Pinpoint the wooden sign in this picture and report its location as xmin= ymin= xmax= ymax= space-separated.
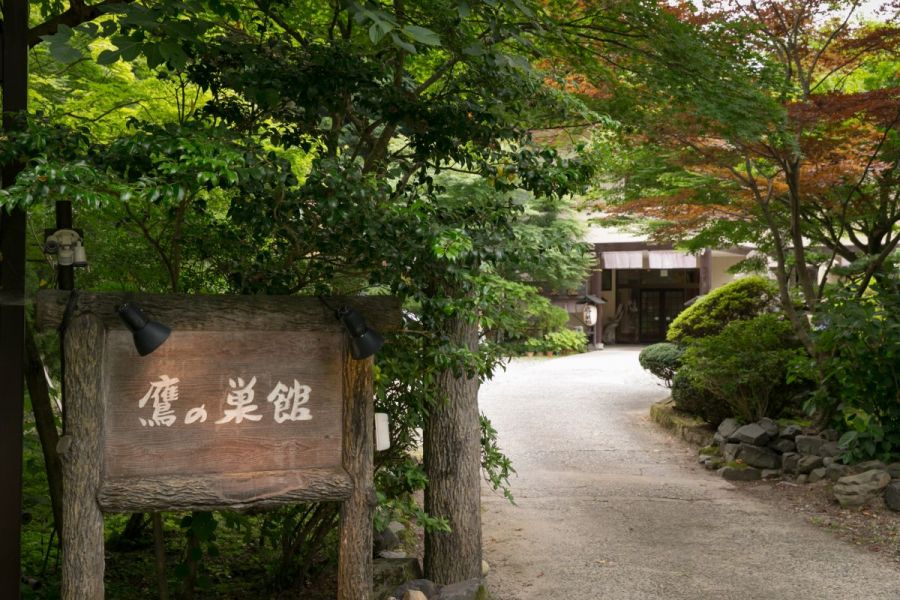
xmin=36 ymin=291 xmax=401 ymax=600
xmin=101 ymin=329 xmax=345 ymax=511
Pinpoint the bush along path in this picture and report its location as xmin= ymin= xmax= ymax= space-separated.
xmin=479 ymin=349 xmax=900 ymax=600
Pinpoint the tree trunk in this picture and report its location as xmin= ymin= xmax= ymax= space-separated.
xmin=424 ymin=314 xmax=482 ymax=584
xmin=60 ymin=313 xmax=106 ymax=599
xmin=23 ymin=324 xmax=64 ymax=534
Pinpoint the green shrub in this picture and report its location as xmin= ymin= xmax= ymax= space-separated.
xmin=667 ymin=276 xmax=777 ymax=343
xmin=671 ymin=367 xmax=732 ymax=424
xmin=544 ymin=328 xmax=588 ymax=354
xmin=639 ymin=342 xmax=683 ymax=387
xmin=803 ymin=281 xmax=900 ymax=462
xmin=682 ymin=314 xmax=805 ymax=422
xmin=522 ymin=337 xmax=546 ymax=353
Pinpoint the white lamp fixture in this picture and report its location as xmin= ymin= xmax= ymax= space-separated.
xmin=375 ymin=412 xmax=390 ymax=451
xmin=44 ymin=229 xmax=88 ymax=268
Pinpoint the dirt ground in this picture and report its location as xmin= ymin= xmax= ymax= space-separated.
xmin=737 ymin=478 xmax=900 ymax=565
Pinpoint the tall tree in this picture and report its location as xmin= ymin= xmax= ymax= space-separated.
xmin=4 ymin=0 xmax=598 ymax=587
xmin=561 ymin=0 xmax=900 ymax=356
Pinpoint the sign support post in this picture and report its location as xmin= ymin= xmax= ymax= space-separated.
xmin=37 ymin=290 xmax=400 ymax=600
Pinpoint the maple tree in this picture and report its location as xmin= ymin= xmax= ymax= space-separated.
xmin=566 ymin=0 xmax=900 ymax=355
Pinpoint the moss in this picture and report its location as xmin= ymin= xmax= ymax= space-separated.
xmin=699 ymin=445 xmax=719 ymax=456
xmin=725 ymin=460 xmax=748 ymax=470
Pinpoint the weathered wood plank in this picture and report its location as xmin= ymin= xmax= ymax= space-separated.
xmin=102 ymin=329 xmax=343 ymax=480
xmin=338 ymin=351 xmax=375 ymax=600
xmin=36 ymin=290 xmax=402 ymax=333
xmin=60 ymin=314 xmax=106 ymax=600
xmin=98 ymin=467 xmax=353 ymax=512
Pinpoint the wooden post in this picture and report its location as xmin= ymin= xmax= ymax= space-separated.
xmin=1 ymin=1 xmax=29 ymax=596
xmin=60 ymin=314 xmax=107 ymax=599
xmin=700 ymin=248 xmax=713 ymax=295
xmin=34 ymin=291 xmax=400 ymax=599
xmin=590 ymin=269 xmax=604 ymax=347
xmin=338 ymin=352 xmax=375 ymax=600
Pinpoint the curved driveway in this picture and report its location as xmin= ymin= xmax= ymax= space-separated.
xmin=480 ymin=348 xmax=900 ymax=600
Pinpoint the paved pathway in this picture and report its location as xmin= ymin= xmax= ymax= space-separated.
xmin=480 ymin=348 xmax=900 ymax=600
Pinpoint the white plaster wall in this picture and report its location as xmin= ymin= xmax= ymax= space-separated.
xmin=710 ymin=255 xmax=744 ymax=290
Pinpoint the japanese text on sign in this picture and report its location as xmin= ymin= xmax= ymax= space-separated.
xmin=138 ymin=374 xmax=314 ymax=427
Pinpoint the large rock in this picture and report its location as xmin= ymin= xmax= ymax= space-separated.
xmin=826 ymin=462 xmax=851 ymax=482
xmin=717 ymin=418 xmax=741 ymax=441
xmin=795 ymin=435 xmax=825 ymax=456
xmin=734 ymin=423 xmax=770 ymax=446
xmin=757 ymin=418 xmax=780 ymax=438
xmin=376 ymin=559 xmax=425 ymax=600
xmin=819 ymin=441 xmax=841 ymax=458
xmin=779 ymin=424 xmax=802 ymax=439
xmin=856 ymin=460 xmax=887 ymax=472
xmin=391 ymin=580 xmax=439 ymax=600
xmin=768 ymin=438 xmax=796 ymax=454
xmin=719 ymin=466 xmax=761 ymax=481
xmin=436 ymin=578 xmax=486 ymax=600
xmin=833 ymin=470 xmax=892 ymax=508
xmin=375 ymin=527 xmax=401 ymax=554
xmin=724 ymin=443 xmax=741 ymax=462
xmin=782 ymin=452 xmax=801 ymax=474
xmin=797 ymin=455 xmax=824 ymax=474
xmin=738 ymin=444 xmax=781 ymax=470
xmin=404 ymin=592 xmax=428 ymax=600
xmin=888 ymin=463 xmax=900 ymax=479
xmin=808 ymin=468 xmax=827 ymax=484
xmin=886 ymin=482 xmax=900 ymax=512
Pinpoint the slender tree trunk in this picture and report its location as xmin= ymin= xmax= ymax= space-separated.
xmin=23 ymin=324 xmax=64 ymax=534
xmin=424 ymin=313 xmax=482 ymax=584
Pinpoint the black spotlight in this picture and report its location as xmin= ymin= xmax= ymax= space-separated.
xmin=116 ymin=303 xmax=171 ymax=356
xmin=338 ymin=306 xmax=384 ymax=360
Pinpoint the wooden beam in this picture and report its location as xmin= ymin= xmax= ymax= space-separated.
xmin=98 ymin=468 xmax=353 ymax=512
xmin=1 ymin=1 xmax=29 ymax=597
xmin=36 ymin=290 xmax=402 ymax=333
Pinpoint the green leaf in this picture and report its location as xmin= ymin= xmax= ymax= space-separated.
xmin=402 ymin=25 xmax=441 ymax=46
xmin=837 ymin=430 xmax=858 ymax=448
xmin=390 ymin=33 xmax=417 ymax=54
xmin=96 ymin=49 xmax=122 ymax=65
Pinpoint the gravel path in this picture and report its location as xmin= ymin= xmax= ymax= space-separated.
xmin=480 ymin=348 xmax=900 ymax=600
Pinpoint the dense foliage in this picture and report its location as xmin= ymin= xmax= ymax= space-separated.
xmin=681 ymin=314 xmax=806 ymax=422
xmin=666 ymin=276 xmax=777 ymax=343
xmin=5 ymin=0 xmax=603 ymax=595
xmin=801 ymin=277 xmax=900 ymax=462
xmin=670 ymin=368 xmax=733 ymax=426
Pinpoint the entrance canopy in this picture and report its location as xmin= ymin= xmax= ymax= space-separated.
xmin=601 ymin=251 xmax=643 ymax=269
xmin=601 ymin=250 xmax=698 ymax=270
xmin=648 ymin=251 xmax=697 ymax=269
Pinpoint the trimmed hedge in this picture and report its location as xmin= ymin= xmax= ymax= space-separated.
xmin=638 ymin=342 xmax=683 ymax=388
xmin=667 ymin=275 xmax=777 ymax=343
